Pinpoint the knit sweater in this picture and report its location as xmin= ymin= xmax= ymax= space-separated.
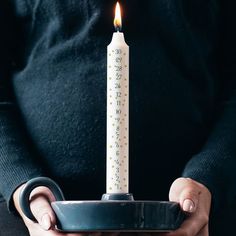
xmin=0 ymin=0 xmax=235 ymax=215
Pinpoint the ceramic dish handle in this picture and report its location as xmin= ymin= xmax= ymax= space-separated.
xmin=19 ymin=177 xmax=65 ymax=222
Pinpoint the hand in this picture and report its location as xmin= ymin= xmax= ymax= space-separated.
xmin=13 ymin=184 xmax=90 ymax=236
xmin=165 ymin=177 xmax=212 ymax=236
xmin=137 ymin=178 xmax=211 ymax=236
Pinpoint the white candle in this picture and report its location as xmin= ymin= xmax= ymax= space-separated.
xmin=107 ymin=2 xmax=129 ymax=194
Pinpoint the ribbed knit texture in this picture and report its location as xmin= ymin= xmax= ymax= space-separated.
xmin=0 ymin=0 xmax=235 ymax=219
xmin=0 ymin=1 xmax=43 ymax=210
xmin=0 ymin=107 xmax=43 ymax=210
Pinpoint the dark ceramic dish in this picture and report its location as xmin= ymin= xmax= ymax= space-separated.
xmin=19 ymin=177 xmax=186 ymax=232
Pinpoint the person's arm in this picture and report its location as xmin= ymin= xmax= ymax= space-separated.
xmin=0 ymin=1 xmax=43 ymax=211
xmin=160 ymin=2 xmax=236 ymax=236
xmin=182 ymin=0 xmax=236 ymax=214
xmin=0 ymin=4 xmax=94 ymax=236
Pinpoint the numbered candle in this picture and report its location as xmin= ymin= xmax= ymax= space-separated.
xmin=107 ymin=2 xmax=129 ymax=194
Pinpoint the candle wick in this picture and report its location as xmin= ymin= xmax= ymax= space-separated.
xmin=115 ymin=26 xmax=122 ymax=32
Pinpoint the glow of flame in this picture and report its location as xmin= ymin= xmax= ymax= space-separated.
xmin=114 ymin=2 xmax=122 ymax=31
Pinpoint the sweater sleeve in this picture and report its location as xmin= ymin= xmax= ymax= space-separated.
xmin=182 ymin=1 xmax=236 ymax=213
xmin=0 ymin=2 xmax=43 ymax=211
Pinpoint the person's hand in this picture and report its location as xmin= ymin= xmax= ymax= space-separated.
xmin=138 ymin=178 xmax=211 ymax=236
xmin=13 ymin=184 xmax=90 ymax=236
xmin=165 ymin=177 xmax=212 ymax=236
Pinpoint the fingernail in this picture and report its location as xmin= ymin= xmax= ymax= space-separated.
xmin=183 ymin=199 xmax=195 ymax=212
xmin=41 ymin=214 xmax=51 ymax=230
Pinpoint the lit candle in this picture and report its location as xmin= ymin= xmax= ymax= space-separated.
xmin=107 ymin=2 xmax=129 ymax=194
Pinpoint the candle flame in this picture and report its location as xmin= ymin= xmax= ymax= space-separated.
xmin=114 ymin=2 xmax=122 ymax=31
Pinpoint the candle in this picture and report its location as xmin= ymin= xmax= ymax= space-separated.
xmin=107 ymin=2 xmax=129 ymax=194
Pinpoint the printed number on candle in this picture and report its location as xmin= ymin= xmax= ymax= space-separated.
xmin=115 ymin=65 xmax=122 ymax=71
xmin=116 ymin=92 xmax=121 ymax=98
xmin=115 ymin=83 xmax=121 ymax=88
xmin=116 ymin=131 xmax=119 ymax=137
xmin=116 ymin=57 xmax=122 ymax=63
xmin=116 ymin=73 xmax=122 ymax=80
xmin=115 ymin=49 xmax=122 ymax=54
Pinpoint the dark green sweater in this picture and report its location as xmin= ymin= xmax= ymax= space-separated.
xmin=0 ymin=0 xmax=235 ymax=219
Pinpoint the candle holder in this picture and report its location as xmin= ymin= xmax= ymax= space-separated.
xmin=19 ymin=177 xmax=185 ymax=232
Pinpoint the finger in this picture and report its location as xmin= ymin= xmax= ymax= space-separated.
xmin=169 ymin=178 xmax=200 ymax=213
xmin=28 ymin=227 xmax=69 ymax=236
xmin=166 ymin=213 xmax=208 ymax=236
xmin=179 ymin=187 xmax=200 ymax=213
xmin=196 ymin=225 xmax=209 ymax=236
xmin=30 ymin=194 xmax=56 ymax=230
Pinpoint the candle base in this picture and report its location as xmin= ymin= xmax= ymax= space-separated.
xmin=102 ymin=193 xmax=134 ymax=201
xmin=53 ymin=197 xmax=186 ymax=232
xmin=20 ymin=177 xmax=186 ymax=233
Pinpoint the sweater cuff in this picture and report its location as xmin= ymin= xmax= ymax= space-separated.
xmin=0 ymin=106 xmax=44 ymax=213
xmin=182 ymin=153 xmax=225 ymax=214
xmin=1 ymin=169 xmax=43 ymax=214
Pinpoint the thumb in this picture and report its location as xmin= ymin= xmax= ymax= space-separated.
xmin=169 ymin=178 xmax=200 ymax=213
xmin=29 ymin=187 xmax=57 ymax=230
